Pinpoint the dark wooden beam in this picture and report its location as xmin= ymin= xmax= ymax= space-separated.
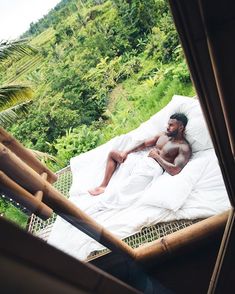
xmin=168 ymin=0 xmax=235 ymax=292
xmin=0 ymin=217 xmax=140 ymax=294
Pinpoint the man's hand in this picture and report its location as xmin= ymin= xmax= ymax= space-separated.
xmin=116 ymin=151 xmax=128 ymax=164
xmin=148 ymin=148 xmax=160 ymax=161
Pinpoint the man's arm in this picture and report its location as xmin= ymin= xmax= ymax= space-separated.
xmin=117 ymin=133 xmax=162 ymax=163
xmin=125 ymin=133 xmax=162 ymax=155
xmin=149 ymin=144 xmax=191 ymax=176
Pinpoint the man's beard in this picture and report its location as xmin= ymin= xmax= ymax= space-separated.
xmin=167 ymin=129 xmax=178 ymax=137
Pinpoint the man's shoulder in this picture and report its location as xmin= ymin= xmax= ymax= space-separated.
xmin=159 ymin=132 xmax=167 ymax=138
xmin=180 ymin=139 xmax=192 ymax=153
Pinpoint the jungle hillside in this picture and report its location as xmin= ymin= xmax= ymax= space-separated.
xmin=0 ymin=0 xmax=195 ymax=226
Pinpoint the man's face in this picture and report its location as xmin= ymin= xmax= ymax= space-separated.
xmin=166 ymin=119 xmax=182 ymax=137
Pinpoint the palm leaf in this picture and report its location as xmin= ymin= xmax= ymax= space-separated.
xmin=0 ymin=39 xmax=38 ymax=63
xmin=0 ymin=39 xmax=36 ymax=127
xmin=29 ymin=149 xmax=58 ymax=163
xmin=0 ymin=101 xmax=31 ymax=127
xmin=0 ymin=108 xmax=18 ymax=127
xmin=0 ymin=85 xmax=33 ymax=110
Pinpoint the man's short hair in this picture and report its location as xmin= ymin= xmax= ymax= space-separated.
xmin=170 ymin=113 xmax=188 ymax=128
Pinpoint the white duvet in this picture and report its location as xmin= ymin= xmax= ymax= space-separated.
xmin=48 ymin=95 xmax=230 ymax=261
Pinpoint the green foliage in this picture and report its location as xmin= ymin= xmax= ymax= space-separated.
xmin=0 ymin=197 xmax=28 ymax=229
xmin=146 ymin=12 xmax=180 ymax=63
xmin=50 ymin=124 xmax=102 ymax=168
xmin=112 ymin=0 xmax=158 ymax=49
xmin=165 ymin=60 xmax=191 ymax=83
xmin=4 ymin=206 xmax=28 ymax=228
xmin=0 ymin=39 xmax=37 ymax=127
xmin=10 ymin=94 xmax=80 ymax=152
xmin=0 ymin=39 xmax=38 ymax=64
xmin=0 ymin=197 xmax=10 ymax=214
xmin=22 ymin=0 xmax=78 ymax=38
xmin=99 ymin=74 xmax=194 ymax=144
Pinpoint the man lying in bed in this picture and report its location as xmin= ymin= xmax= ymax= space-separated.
xmin=89 ymin=113 xmax=192 ymax=196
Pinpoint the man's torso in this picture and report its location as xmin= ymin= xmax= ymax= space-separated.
xmin=154 ymin=133 xmax=189 ymax=163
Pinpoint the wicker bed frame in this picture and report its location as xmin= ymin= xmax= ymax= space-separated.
xmin=26 ymin=166 xmax=201 ymax=260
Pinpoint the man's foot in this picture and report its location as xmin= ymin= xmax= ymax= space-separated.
xmin=88 ymin=186 xmax=106 ymax=196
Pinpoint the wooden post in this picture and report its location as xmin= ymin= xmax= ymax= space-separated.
xmin=0 ymin=127 xmax=57 ymax=183
xmin=0 ymin=143 xmax=136 ymax=259
xmin=134 ymin=211 xmax=229 ymax=264
xmin=0 ymin=171 xmax=53 ymax=220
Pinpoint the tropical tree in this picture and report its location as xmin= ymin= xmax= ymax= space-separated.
xmin=0 ymin=39 xmax=37 ymax=127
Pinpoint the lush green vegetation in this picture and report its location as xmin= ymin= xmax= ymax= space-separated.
xmin=0 ymin=0 xmax=195 ymax=227
xmin=0 ymin=198 xmax=28 ymax=228
xmin=0 ymin=39 xmax=37 ymax=127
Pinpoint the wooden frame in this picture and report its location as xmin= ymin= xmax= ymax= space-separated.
xmin=0 ymin=217 xmax=140 ymax=294
xmin=0 ymin=127 xmax=57 ymax=183
xmin=168 ymin=0 xmax=235 ymax=292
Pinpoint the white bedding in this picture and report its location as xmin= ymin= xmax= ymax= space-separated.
xmin=48 ymin=95 xmax=230 ymax=261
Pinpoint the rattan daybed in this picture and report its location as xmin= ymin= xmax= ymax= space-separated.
xmin=26 ymin=166 xmax=202 ymax=261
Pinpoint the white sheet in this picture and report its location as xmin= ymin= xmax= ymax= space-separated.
xmin=48 ymin=95 xmax=230 ymax=261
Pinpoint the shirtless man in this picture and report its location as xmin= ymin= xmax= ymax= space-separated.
xmin=89 ymin=113 xmax=192 ymax=196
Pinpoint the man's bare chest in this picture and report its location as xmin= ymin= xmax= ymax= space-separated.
xmin=155 ymin=137 xmax=180 ymax=159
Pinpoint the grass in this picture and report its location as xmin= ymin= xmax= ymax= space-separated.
xmin=3 ymin=204 xmax=28 ymax=229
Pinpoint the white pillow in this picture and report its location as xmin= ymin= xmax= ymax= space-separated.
xmin=177 ymin=96 xmax=213 ymax=152
xmin=130 ymin=95 xmax=213 ymax=153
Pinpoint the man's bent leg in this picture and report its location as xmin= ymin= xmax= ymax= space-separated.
xmin=88 ymin=150 xmax=122 ymax=196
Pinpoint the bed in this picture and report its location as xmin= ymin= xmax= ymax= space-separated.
xmin=48 ymin=95 xmax=230 ymax=261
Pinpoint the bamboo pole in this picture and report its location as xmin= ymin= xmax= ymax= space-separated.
xmin=0 ymin=127 xmax=57 ymax=183
xmin=35 ymin=172 xmax=48 ymax=201
xmin=0 ymin=171 xmax=53 ymax=220
xmin=134 ymin=211 xmax=229 ymax=264
xmin=0 ymin=143 xmax=136 ymax=259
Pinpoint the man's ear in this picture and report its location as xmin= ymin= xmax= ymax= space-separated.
xmin=179 ymin=123 xmax=184 ymax=132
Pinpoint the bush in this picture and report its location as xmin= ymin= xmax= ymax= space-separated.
xmin=52 ymin=124 xmax=102 ymax=168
